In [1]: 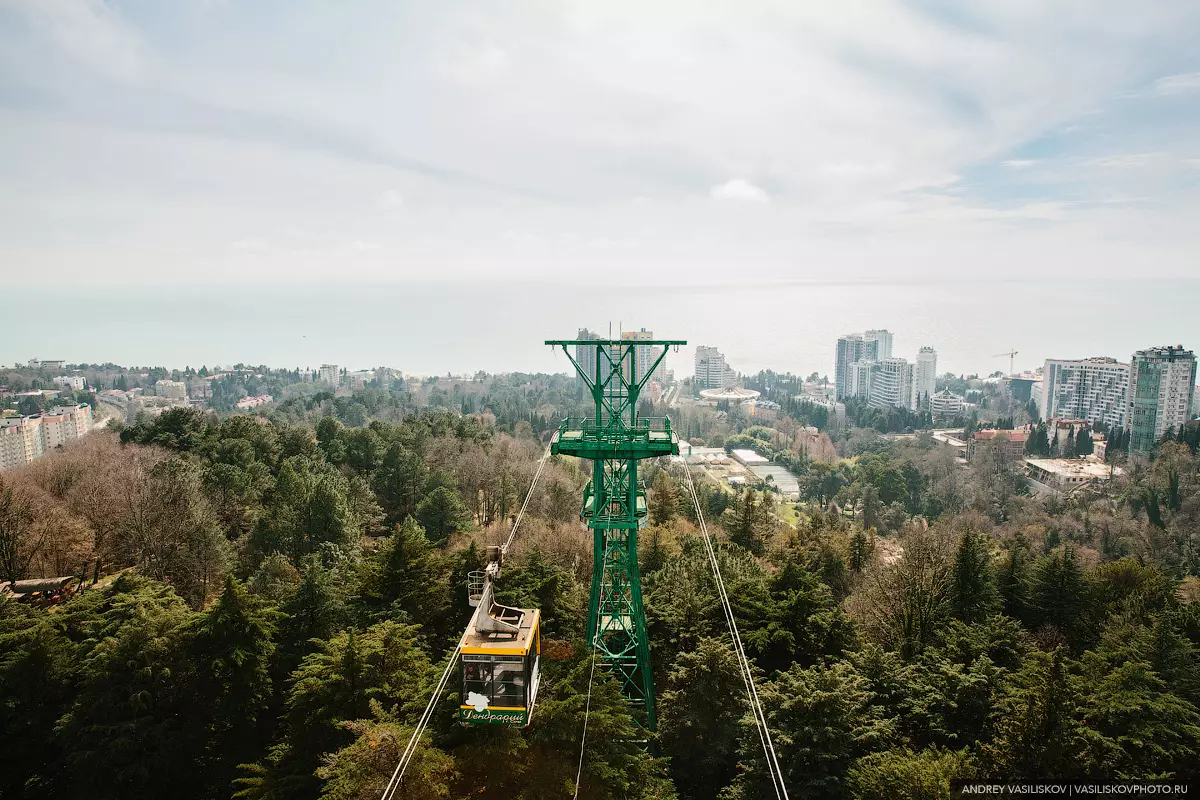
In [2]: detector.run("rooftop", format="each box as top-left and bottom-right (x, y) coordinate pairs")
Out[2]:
(1025, 458), (1121, 479)
(699, 386), (761, 402)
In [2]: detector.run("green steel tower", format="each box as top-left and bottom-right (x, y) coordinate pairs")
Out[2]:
(546, 336), (684, 730)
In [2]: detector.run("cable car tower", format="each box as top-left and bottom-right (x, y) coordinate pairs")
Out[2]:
(546, 336), (684, 731)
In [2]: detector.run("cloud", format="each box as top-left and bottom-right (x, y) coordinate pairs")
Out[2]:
(1153, 72), (1200, 96)
(1, 2), (1200, 287)
(1082, 153), (1167, 168)
(710, 179), (769, 203)
(377, 190), (404, 210)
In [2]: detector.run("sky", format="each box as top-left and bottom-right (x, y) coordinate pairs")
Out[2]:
(1, 0), (1199, 288)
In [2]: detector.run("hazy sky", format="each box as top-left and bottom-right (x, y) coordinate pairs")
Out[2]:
(2, 0), (1199, 287)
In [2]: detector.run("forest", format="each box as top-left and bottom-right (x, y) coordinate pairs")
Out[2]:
(3, 400), (1200, 800)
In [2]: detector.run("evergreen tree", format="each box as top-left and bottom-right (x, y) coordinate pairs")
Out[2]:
(849, 747), (971, 800)
(949, 531), (1000, 623)
(850, 528), (872, 573)
(276, 555), (349, 676)
(183, 576), (281, 796)
(978, 648), (1109, 778)
(1079, 654), (1200, 778)
(237, 621), (432, 800)
(415, 486), (472, 544)
(1064, 427), (1076, 458)
(727, 489), (767, 554)
(650, 470), (680, 526)
(1076, 426), (1094, 457)
(1027, 546), (1092, 649)
(659, 638), (746, 800)
(372, 443), (428, 524)
(361, 517), (445, 625)
(727, 661), (894, 800)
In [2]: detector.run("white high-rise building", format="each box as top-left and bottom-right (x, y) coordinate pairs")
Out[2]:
(1128, 346), (1197, 455)
(865, 330), (894, 360)
(319, 364), (340, 387)
(1041, 357), (1129, 429)
(695, 346), (736, 390)
(868, 357), (913, 410)
(849, 361), (876, 400)
(835, 334), (882, 399)
(621, 328), (665, 384)
(913, 347), (937, 410)
(574, 329), (605, 387)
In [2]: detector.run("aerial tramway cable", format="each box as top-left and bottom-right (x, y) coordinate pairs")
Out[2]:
(570, 546), (609, 800)
(378, 445), (552, 800)
(681, 464), (790, 800)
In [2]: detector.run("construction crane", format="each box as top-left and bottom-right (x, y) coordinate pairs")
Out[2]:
(993, 350), (1019, 375)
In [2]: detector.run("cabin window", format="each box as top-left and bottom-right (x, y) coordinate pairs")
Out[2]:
(462, 654), (526, 708)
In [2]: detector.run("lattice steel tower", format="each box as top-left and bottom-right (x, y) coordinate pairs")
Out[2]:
(546, 336), (684, 730)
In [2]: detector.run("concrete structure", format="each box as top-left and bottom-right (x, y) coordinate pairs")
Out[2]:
(865, 329), (893, 360)
(931, 390), (964, 418)
(698, 386), (760, 404)
(319, 364), (340, 388)
(622, 328), (665, 384)
(0, 404), (94, 470)
(868, 357), (914, 411)
(695, 346), (736, 390)
(1025, 458), (1120, 495)
(913, 347), (937, 410)
(574, 329), (606, 387)
(28, 359), (66, 370)
(730, 448), (770, 467)
(1042, 357), (1129, 430)
(53, 375), (86, 392)
(1127, 345), (1197, 455)
(967, 429), (1028, 461)
(835, 334), (881, 399)
(848, 360), (875, 400)
(155, 379), (188, 400)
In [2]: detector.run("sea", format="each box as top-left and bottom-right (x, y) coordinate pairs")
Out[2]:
(7, 278), (1199, 379)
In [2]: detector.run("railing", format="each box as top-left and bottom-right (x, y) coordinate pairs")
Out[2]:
(554, 416), (673, 442)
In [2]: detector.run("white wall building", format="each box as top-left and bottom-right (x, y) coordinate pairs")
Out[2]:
(835, 331), (892, 399)
(865, 329), (894, 360)
(622, 328), (664, 384)
(695, 346), (736, 390)
(1042, 357), (1129, 429)
(319, 364), (340, 387)
(868, 357), (913, 410)
(155, 379), (188, 400)
(0, 404), (93, 470)
(53, 375), (86, 392)
(931, 390), (965, 418)
(913, 347), (937, 410)
(848, 360), (875, 400)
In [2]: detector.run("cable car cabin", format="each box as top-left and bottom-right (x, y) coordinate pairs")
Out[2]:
(460, 583), (541, 726)
(460, 608), (541, 726)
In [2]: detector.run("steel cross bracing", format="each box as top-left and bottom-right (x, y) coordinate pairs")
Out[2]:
(546, 338), (685, 731)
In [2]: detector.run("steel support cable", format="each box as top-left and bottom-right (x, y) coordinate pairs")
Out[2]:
(683, 476), (781, 800)
(682, 465), (790, 800)
(380, 641), (463, 800)
(571, 544), (610, 800)
(379, 448), (552, 800)
(503, 446), (551, 554)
